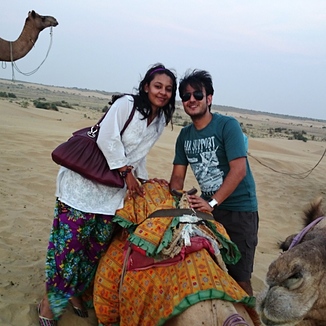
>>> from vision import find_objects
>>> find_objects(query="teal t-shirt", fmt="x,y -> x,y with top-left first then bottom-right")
173,113 -> 257,212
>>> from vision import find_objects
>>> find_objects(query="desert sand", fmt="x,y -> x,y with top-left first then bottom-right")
0,99 -> 326,326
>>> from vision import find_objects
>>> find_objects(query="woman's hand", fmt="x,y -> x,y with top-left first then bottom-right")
125,173 -> 145,198
148,178 -> 169,187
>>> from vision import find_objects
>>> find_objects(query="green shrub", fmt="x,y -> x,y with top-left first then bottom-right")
102,105 -> 109,113
33,100 -> 58,111
52,100 -> 72,108
20,101 -> 29,108
292,131 -> 308,142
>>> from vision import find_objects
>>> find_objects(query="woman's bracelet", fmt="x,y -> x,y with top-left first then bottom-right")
119,166 -> 133,178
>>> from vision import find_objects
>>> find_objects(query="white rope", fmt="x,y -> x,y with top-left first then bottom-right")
9,26 -> 54,80
10,42 -> 15,80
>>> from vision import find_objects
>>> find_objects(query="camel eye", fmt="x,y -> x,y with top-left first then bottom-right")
283,272 -> 303,290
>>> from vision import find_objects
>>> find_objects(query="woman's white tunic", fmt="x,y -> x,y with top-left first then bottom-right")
55,95 -> 165,215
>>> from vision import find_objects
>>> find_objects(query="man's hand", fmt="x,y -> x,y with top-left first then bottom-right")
188,194 -> 213,212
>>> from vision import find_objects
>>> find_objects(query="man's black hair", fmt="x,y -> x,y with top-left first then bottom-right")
178,69 -> 214,99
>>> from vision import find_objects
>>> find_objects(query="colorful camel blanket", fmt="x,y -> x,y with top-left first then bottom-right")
93,182 -> 255,326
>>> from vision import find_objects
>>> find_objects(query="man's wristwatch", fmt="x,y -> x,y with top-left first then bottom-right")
208,198 -> 218,208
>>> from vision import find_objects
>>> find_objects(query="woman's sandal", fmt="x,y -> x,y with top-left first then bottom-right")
37,301 -> 57,326
69,299 -> 89,318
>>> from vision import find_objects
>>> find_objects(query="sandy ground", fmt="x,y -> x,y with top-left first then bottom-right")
1,101 -> 325,325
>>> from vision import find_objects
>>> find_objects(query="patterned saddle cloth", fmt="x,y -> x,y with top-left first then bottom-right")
93,182 -> 255,326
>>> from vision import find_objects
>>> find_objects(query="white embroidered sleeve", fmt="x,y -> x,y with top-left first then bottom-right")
133,156 -> 148,180
97,95 -> 134,169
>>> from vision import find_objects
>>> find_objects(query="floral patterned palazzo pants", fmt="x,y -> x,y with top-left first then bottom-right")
45,199 -> 115,319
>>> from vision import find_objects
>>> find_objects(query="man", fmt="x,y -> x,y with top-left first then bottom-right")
169,69 -> 258,296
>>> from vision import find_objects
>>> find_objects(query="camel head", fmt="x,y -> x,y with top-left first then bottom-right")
257,197 -> 326,325
26,10 -> 58,31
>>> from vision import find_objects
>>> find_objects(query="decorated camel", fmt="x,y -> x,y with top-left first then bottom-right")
0,10 -> 58,62
92,182 -> 260,325
257,197 -> 326,326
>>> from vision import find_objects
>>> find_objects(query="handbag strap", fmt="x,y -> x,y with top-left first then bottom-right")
120,98 -> 136,135
96,95 -> 137,135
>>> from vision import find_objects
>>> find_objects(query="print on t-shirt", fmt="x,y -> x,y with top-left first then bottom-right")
184,136 -> 224,197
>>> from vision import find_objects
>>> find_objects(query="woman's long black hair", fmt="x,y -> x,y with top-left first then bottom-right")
110,63 -> 177,126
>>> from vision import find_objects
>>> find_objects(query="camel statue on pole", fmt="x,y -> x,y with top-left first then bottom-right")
0,10 -> 58,62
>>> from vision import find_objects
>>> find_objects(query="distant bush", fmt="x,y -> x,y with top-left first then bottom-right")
20,101 -> 29,108
102,105 -> 109,113
52,100 -> 73,108
0,91 -> 17,98
33,100 -> 58,111
34,99 -> 72,109
292,131 -> 308,142
274,127 -> 287,133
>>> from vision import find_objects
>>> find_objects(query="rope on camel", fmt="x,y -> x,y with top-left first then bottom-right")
247,146 -> 326,179
8,26 -> 54,80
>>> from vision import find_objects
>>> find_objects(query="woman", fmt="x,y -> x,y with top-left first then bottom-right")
38,63 -> 177,325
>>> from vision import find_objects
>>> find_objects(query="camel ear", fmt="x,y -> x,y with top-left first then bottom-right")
31,10 -> 36,18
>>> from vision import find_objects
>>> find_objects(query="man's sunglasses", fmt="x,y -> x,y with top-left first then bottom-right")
181,91 -> 204,102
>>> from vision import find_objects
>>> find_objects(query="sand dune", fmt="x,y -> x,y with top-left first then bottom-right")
1,100 -> 325,325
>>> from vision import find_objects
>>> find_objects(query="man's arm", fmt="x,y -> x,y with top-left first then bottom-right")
169,164 -> 187,191
211,157 -> 246,205
189,157 -> 246,211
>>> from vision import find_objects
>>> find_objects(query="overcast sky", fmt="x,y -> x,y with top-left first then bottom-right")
1,1 -> 325,120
